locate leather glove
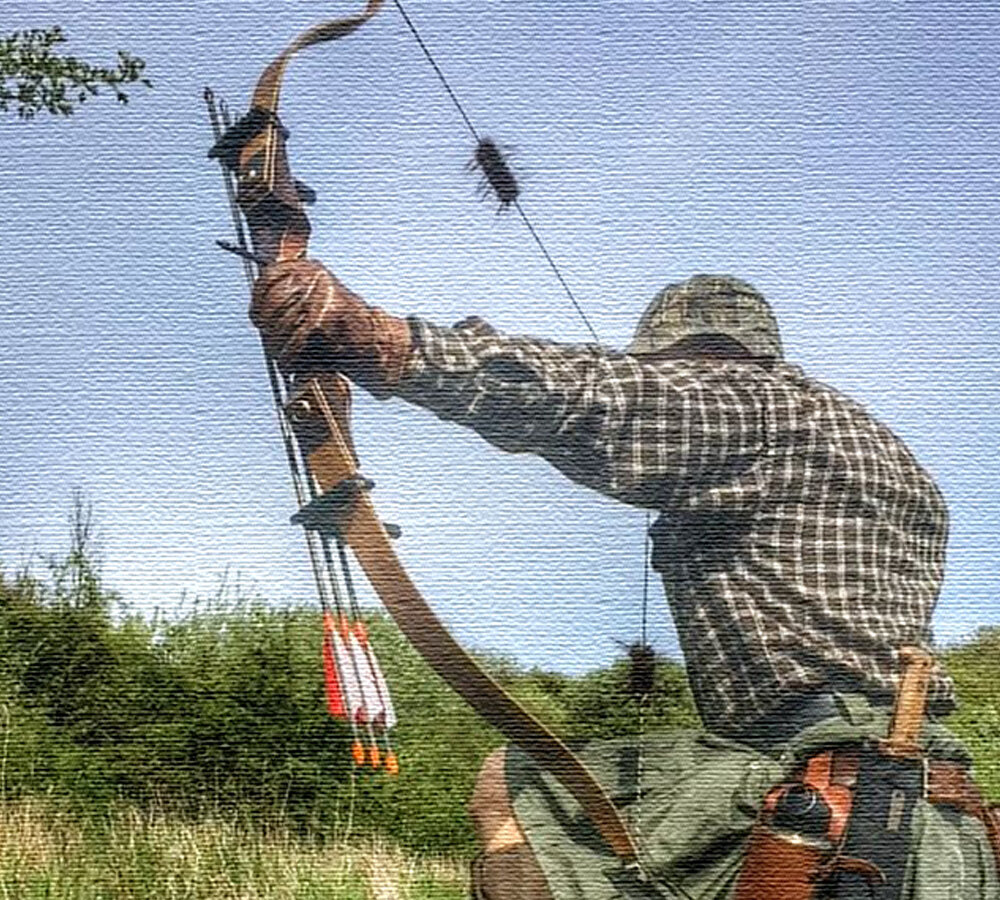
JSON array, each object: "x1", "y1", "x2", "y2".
[{"x1": 250, "y1": 258, "x2": 412, "y2": 391}]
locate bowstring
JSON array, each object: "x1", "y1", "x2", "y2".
[
  {"x1": 634, "y1": 510, "x2": 654, "y2": 842},
  {"x1": 389, "y1": 0, "x2": 664, "y2": 874},
  {"x1": 391, "y1": 0, "x2": 600, "y2": 345}
]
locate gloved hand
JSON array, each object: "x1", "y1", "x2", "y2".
[{"x1": 250, "y1": 258, "x2": 411, "y2": 390}]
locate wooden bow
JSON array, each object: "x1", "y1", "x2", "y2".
[{"x1": 206, "y1": 1, "x2": 652, "y2": 878}]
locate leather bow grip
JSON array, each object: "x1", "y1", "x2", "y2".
[{"x1": 286, "y1": 375, "x2": 359, "y2": 473}]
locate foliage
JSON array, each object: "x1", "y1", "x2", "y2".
[
  {"x1": 0, "y1": 515, "x2": 504, "y2": 854},
  {"x1": 943, "y1": 629, "x2": 1000, "y2": 801},
  {"x1": 0, "y1": 26, "x2": 150, "y2": 119},
  {"x1": 0, "y1": 499, "x2": 703, "y2": 856},
  {"x1": 549, "y1": 651, "x2": 700, "y2": 741}
]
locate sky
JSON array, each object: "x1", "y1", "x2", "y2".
[{"x1": 2, "y1": 1, "x2": 999, "y2": 677}]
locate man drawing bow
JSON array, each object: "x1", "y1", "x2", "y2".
[{"x1": 251, "y1": 261, "x2": 999, "y2": 899}]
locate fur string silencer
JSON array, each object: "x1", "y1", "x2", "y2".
[{"x1": 470, "y1": 137, "x2": 520, "y2": 212}]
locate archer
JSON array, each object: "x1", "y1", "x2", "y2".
[{"x1": 250, "y1": 263, "x2": 1000, "y2": 899}]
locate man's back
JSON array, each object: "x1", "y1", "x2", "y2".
[{"x1": 644, "y1": 357, "x2": 954, "y2": 734}]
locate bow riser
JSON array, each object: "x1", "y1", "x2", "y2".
[
  {"x1": 209, "y1": 107, "x2": 310, "y2": 266},
  {"x1": 236, "y1": 123, "x2": 310, "y2": 265}
]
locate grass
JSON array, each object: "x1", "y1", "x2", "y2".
[{"x1": 0, "y1": 798, "x2": 468, "y2": 900}]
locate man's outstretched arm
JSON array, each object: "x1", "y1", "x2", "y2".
[{"x1": 251, "y1": 259, "x2": 768, "y2": 507}]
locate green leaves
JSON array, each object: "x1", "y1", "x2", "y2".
[
  {"x1": 0, "y1": 547, "x2": 702, "y2": 854},
  {"x1": 0, "y1": 25, "x2": 151, "y2": 119},
  {"x1": 943, "y1": 629, "x2": 1000, "y2": 801}
]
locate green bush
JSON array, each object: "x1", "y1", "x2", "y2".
[
  {"x1": 8, "y1": 505, "x2": 995, "y2": 855},
  {"x1": 0, "y1": 551, "x2": 499, "y2": 852},
  {"x1": 944, "y1": 628, "x2": 1000, "y2": 801},
  {"x1": 0, "y1": 548, "x2": 703, "y2": 854}
]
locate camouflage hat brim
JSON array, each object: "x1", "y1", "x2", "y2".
[{"x1": 627, "y1": 275, "x2": 783, "y2": 360}]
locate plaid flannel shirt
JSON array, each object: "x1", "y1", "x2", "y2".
[{"x1": 395, "y1": 316, "x2": 956, "y2": 735}]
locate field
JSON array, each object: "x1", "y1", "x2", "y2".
[
  {"x1": 0, "y1": 798, "x2": 466, "y2": 900},
  {"x1": 0, "y1": 532, "x2": 997, "y2": 897}
]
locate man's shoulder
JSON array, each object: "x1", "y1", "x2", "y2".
[
  {"x1": 768, "y1": 363, "x2": 897, "y2": 431},
  {"x1": 767, "y1": 363, "x2": 945, "y2": 502}
]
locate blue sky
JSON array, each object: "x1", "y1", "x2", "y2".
[{"x1": 2, "y1": 1, "x2": 998, "y2": 675}]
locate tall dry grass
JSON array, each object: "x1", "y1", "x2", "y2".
[{"x1": 0, "y1": 798, "x2": 467, "y2": 899}]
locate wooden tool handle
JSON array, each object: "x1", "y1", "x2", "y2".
[{"x1": 885, "y1": 645, "x2": 934, "y2": 755}]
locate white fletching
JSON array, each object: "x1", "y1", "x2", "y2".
[
  {"x1": 366, "y1": 645, "x2": 397, "y2": 730},
  {"x1": 332, "y1": 629, "x2": 364, "y2": 723},
  {"x1": 348, "y1": 631, "x2": 385, "y2": 725}
]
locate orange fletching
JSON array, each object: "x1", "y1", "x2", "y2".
[{"x1": 321, "y1": 613, "x2": 346, "y2": 718}]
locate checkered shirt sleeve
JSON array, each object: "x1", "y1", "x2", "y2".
[{"x1": 396, "y1": 317, "x2": 956, "y2": 735}]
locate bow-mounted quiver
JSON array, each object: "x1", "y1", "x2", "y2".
[
  {"x1": 206, "y1": 83, "x2": 397, "y2": 772},
  {"x1": 205, "y1": 1, "x2": 660, "y2": 883}
]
